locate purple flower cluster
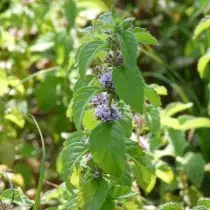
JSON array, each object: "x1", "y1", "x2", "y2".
[
  {"x1": 95, "y1": 104, "x2": 121, "y2": 122},
  {"x1": 90, "y1": 92, "x2": 108, "y2": 107},
  {"x1": 99, "y1": 72, "x2": 114, "y2": 89}
]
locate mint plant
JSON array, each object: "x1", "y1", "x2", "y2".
[
  {"x1": 62, "y1": 10, "x2": 161, "y2": 209},
  {"x1": 61, "y1": 9, "x2": 210, "y2": 210}
]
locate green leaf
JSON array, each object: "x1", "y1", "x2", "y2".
[
  {"x1": 193, "y1": 15, "x2": 210, "y2": 39},
  {"x1": 74, "y1": 75, "x2": 95, "y2": 92},
  {"x1": 100, "y1": 197, "x2": 115, "y2": 210},
  {"x1": 113, "y1": 66, "x2": 144, "y2": 113},
  {"x1": 83, "y1": 178, "x2": 109, "y2": 210},
  {"x1": 62, "y1": 131, "x2": 87, "y2": 180},
  {"x1": 145, "y1": 105, "x2": 160, "y2": 135},
  {"x1": 134, "y1": 28, "x2": 158, "y2": 45},
  {"x1": 119, "y1": 31, "x2": 137, "y2": 67},
  {"x1": 83, "y1": 109, "x2": 100, "y2": 131},
  {"x1": 118, "y1": 117, "x2": 132, "y2": 138},
  {"x1": 158, "y1": 202, "x2": 182, "y2": 210},
  {"x1": 76, "y1": 41, "x2": 107, "y2": 76},
  {"x1": 0, "y1": 189, "x2": 33, "y2": 207},
  {"x1": 156, "y1": 162, "x2": 174, "y2": 184},
  {"x1": 90, "y1": 122, "x2": 126, "y2": 177},
  {"x1": 4, "y1": 108, "x2": 25, "y2": 128},
  {"x1": 72, "y1": 86, "x2": 100, "y2": 129},
  {"x1": 198, "y1": 198, "x2": 210, "y2": 208},
  {"x1": 65, "y1": 0, "x2": 77, "y2": 28},
  {"x1": 198, "y1": 50, "x2": 210, "y2": 78},
  {"x1": 133, "y1": 158, "x2": 156, "y2": 193},
  {"x1": 161, "y1": 117, "x2": 180, "y2": 129},
  {"x1": 0, "y1": 71, "x2": 8, "y2": 96},
  {"x1": 164, "y1": 102, "x2": 193, "y2": 117},
  {"x1": 180, "y1": 117, "x2": 210, "y2": 130},
  {"x1": 144, "y1": 86, "x2": 161, "y2": 106},
  {"x1": 129, "y1": 144, "x2": 156, "y2": 193},
  {"x1": 192, "y1": 205, "x2": 209, "y2": 210},
  {"x1": 150, "y1": 84, "x2": 168, "y2": 96},
  {"x1": 167, "y1": 128, "x2": 186, "y2": 156},
  {"x1": 182, "y1": 152, "x2": 205, "y2": 187}
]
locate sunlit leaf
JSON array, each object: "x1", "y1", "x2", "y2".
[{"x1": 193, "y1": 15, "x2": 210, "y2": 39}]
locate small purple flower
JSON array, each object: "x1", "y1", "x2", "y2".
[
  {"x1": 90, "y1": 92, "x2": 108, "y2": 107},
  {"x1": 95, "y1": 104, "x2": 121, "y2": 122},
  {"x1": 99, "y1": 72, "x2": 114, "y2": 89}
]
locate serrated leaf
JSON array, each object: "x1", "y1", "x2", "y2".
[
  {"x1": 113, "y1": 66, "x2": 144, "y2": 113},
  {"x1": 83, "y1": 178, "x2": 109, "y2": 210},
  {"x1": 72, "y1": 86, "x2": 100, "y2": 129},
  {"x1": 182, "y1": 152, "x2": 205, "y2": 187},
  {"x1": 198, "y1": 50, "x2": 210, "y2": 78},
  {"x1": 119, "y1": 30, "x2": 137, "y2": 67},
  {"x1": 145, "y1": 105, "x2": 160, "y2": 135},
  {"x1": 168, "y1": 128, "x2": 186, "y2": 156},
  {"x1": 134, "y1": 28, "x2": 158, "y2": 45},
  {"x1": 62, "y1": 131, "x2": 87, "y2": 180},
  {"x1": 76, "y1": 41, "x2": 107, "y2": 76},
  {"x1": 144, "y1": 86, "x2": 161, "y2": 106},
  {"x1": 164, "y1": 102, "x2": 193, "y2": 117},
  {"x1": 83, "y1": 109, "x2": 100, "y2": 131},
  {"x1": 193, "y1": 15, "x2": 210, "y2": 39},
  {"x1": 90, "y1": 122, "x2": 126, "y2": 177},
  {"x1": 198, "y1": 198, "x2": 210, "y2": 208},
  {"x1": 158, "y1": 202, "x2": 182, "y2": 210}
]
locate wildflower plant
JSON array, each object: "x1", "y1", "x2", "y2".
[
  {"x1": 62, "y1": 9, "x2": 162, "y2": 209},
  {"x1": 62, "y1": 9, "x2": 210, "y2": 210}
]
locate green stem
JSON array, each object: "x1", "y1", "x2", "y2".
[
  {"x1": 108, "y1": 93, "x2": 113, "y2": 108},
  {"x1": 29, "y1": 115, "x2": 46, "y2": 210}
]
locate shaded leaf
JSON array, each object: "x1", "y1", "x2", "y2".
[
  {"x1": 72, "y1": 86, "x2": 100, "y2": 129},
  {"x1": 134, "y1": 28, "x2": 158, "y2": 45},
  {"x1": 145, "y1": 105, "x2": 160, "y2": 135},
  {"x1": 83, "y1": 178, "x2": 109, "y2": 210},
  {"x1": 119, "y1": 30, "x2": 137, "y2": 67},
  {"x1": 144, "y1": 86, "x2": 161, "y2": 106},
  {"x1": 90, "y1": 122, "x2": 125, "y2": 177},
  {"x1": 182, "y1": 152, "x2": 205, "y2": 187},
  {"x1": 113, "y1": 66, "x2": 144, "y2": 113},
  {"x1": 62, "y1": 131, "x2": 87, "y2": 180},
  {"x1": 76, "y1": 41, "x2": 107, "y2": 76},
  {"x1": 168, "y1": 128, "x2": 186, "y2": 156}
]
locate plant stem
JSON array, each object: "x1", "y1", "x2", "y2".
[{"x1": 29, "y1": 115, "x2": 46, "y2": 210}]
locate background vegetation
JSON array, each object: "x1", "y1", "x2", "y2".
[{"x1": 0, "y1": 0, "x2": 210, "y2": 209}]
